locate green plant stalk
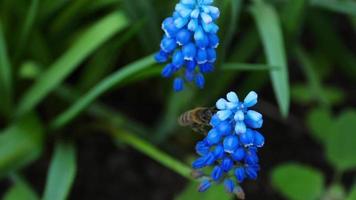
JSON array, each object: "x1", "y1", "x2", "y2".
[
  {"x1": 0, "y1": 21, "x2": 13, "y2": 116},
  {"x1": 222, "y1": 63, "x2": 279, "y2": 71},
  {"x1": 311, "y1": 0, "x2": 356, "y2": 16},
  {"x1": 220, "y1": 0, "x2": 242, "y2": 61},
  {"x1": 15, "y1": 0, "x2": 39, "y2": 61},
  {"x1": 294, "y1": 47, "x2": 329, "y2": 107},
  {"x1": 55, "y1": 85, "x2": 149, "y2": 137},
  {"x1": 50, "y1": 55, "x2": 155, "y2": 129},
  {"x1": 57, "y1": 85, "x2": 192, "y2": 180},
  {"x1": 78, "y1": 21, "x2": 144, "y2": 90},
  {"x1": 111, "y1": 128, "x2": 192, "y2": 180},
  {"x1": 4, "y1": 173, "x2": 39, "y2": 200},
  {"x1": 50, "y1": 0, "x2": 91, "y2": 33}
]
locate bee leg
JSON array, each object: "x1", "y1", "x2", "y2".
[
  {"x1": 191, "y1": 125, "x2": 201, "y2": 134},
  {"x1": 191, "y1": 124, "x2": 208, "y2": 135}
]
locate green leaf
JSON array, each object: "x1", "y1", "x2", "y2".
[
  {"x1": 119, "y1": 64, "x2": 162, "y2": 87},
  {"x1": 15, "y1": 0, "x2": 39, "y2": 59},
  {"x1": 251, "y1": 1, "x2": 290, "y2": 117},
  {"x1": 219, "y1": 0, "x2": 242, "y2": 61},
  {"x1": 78, "y1": 21, "x2": 143, "y2": 90},
  {"x1": 306, "y1": 107, "x2": 333, "y2": 144},
  {"x1": 50, "y1": 55, "x2": 155, "y2": 129},
  {"x1": 43, "y1": 141, "x2": 76, "y2": 200},
  {"x1": 326, "y1": 110, "x2": 356, "y2": 172},
  {"x1": 153, "y1": 88, "x2": 195, "y2": 143},
  {"x1": 175, "y1": 182, "x2": 232, "y2": 200},
  {"x1": 16, "y1": 11, "x2": 129, "y2": 117},
  {"x1": 281, "y1": 0, "x2": 306, "y2": 36},
  {"x1": 295, "y1": 48, "x2": 328, "y2": 106},
  {"x1": 51, "y1": 0, "x2": 92, "y2": 34},
  {"x1": 222, "y1": 63, "x2": 279, "y2": 71},
  {"x1": 309, "y1": 13, "x2": 356, "y2": 81},
  {"x1": 0, "y1": 114, "x2": 44, "y2": 179},
  {"x1": 19, "y1": 61, "x2": 42, "y2": 80},
  {"x1": 40, "y1": 0, "x2": 69, "y2": 20},
  {"x1": 3, "y1": 175, "x2": 39, "y2": 200},
  {"x1": 56, "y1": 85, "x2": 148, "y2": 137},
  {"x1": 271, "y1": 163, "x2": 324, "y2": 200},
  {"x1": 122, "y1": 0, "x2": 159, "y2": 53},
  {"x1": 292, "y1": 84, "x2": 345, "y2": 105},
  {"x1": 311, "y1": 0, "x2": 356, "y2": 16},
  {"x1": 291, "y1": 84, "x2": 313, "y2": 103},
  {"x1": 346, "y1": 185, "x2": 356, "y2": 200},
  {"x1": 0, "y1": 21, "x2": 13, "y2": 115}
]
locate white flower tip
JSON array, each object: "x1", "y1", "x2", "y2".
[
  {"x1": 234, "y1": 122, "x2": 246, "y2": 134},
  {"x1": 217, "y1": 110, "x2": 231, "y2": 121},
  {"x1": 216, "y1": 98, "x2": 226, "y2": 109},
  {"x1": 244, "y1": 91, "x2": 258, "y2": 107},
  {"x1": 226, "y1": 91, "x2": 239, "y2": 103},
  {"x1": 234, "y1": 111, "x2": 244, "y2": 121},
  {"x1": 247, "y1": 110, "x2": 262, "y2": 121}
]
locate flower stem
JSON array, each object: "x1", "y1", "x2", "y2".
[{"x1": 110, "y1": 128, "x2": 193, "y2": 180}]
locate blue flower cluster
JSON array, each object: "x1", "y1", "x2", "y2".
[
  {"x1": 154, "y1": 0, "x2": 220, "y2": 91},
  {"x1": 191, "y1": 91, "x2": 265, "y2": 196}
]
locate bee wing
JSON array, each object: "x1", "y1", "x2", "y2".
[{"x1": 191, "y1": 123, "x2": 210, "y2": 135}]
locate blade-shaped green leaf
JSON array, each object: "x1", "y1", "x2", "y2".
[
  {"x1": 15, "y1": 0, "x2": 39, "y2": 59},
  {"x1": 272, "y1": 163, "x2": 324, "y2": 200},
  {"x1": 0, "y1": 21, "x2": 13, "y2": 115},
  {"x1": 175, "y1": 182, "x2": 232, "y2": 200},
  {"x1": 251, "y1": 1, "x2": 290, "y2": 117},
  {"x1": 153, "y1": 87, "x2": 194, "y2": 143},
  {"x1": 311, "y1": 0, "x2": 356, "y2": 16},
  {"x1": 16, "y1": 11, "x2": 129, "y2": 117},
  {"x1": 222, "y1": 63, "x2": 279, "y2": 71},
  {"x1": 42, "y1": 141, "x2": 76, "y2": 200},
  {"x1": 122, "y1": 0, "x2": 159, "y2": 53},
  {"x1": 0, "y1": 114, "x2": 44, "y2": 179},
  {"x1": 219, "y1": 0, "x2": 242, "y2": 61},
  {"x1": 50, "y1": 55, "x2": 156, "y2": 129},
  {"x1": 50, "y1": 0, "x2": 92, "y2": 33},
  {"x1": 281, "y1": 0, "x2": 306, "y2": 36},
  {"x1": 309, "y1": 13, "x2": 356, "y2": 80},
  {"x1": 78, "y1": 21, "x2": 143, "y2": 90},
  {"x1": 3, "y1": 175, "x2": 39, "y2": 200}
]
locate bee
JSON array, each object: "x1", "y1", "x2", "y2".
[{"x1": 178, "y1": 107, "x2": 217, "y2": 134}]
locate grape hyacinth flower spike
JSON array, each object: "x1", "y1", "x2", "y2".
[
  {"x1": 155, "y1": 0, "x2": 220, "y2": 91},
  {"x1": 191, "y1": 91, "x2": 265, "y2": 199}
]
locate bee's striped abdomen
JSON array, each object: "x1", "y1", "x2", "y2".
[{"x1": 178, "y1": 110, "x2": 194, "y2": 126}]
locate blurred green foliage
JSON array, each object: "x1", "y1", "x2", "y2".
[
  {"x1": 272, "y1": 163, "x2": 324, "y2": 200},
  {"x1": 175, "y1": 182, "x2": 231, "y2": 200},
  {"x1": 0, "y1": 0, "x2": 355, "y2": 199}
]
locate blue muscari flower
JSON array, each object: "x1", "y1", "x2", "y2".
[
  {"x1": 155, "y1": 0, "x2": 220, "y2": 91},
  {"x1": 198, "y1": 180, "x2": 212, "y2": 192},
  {"x1": 191, "y1": 91, "x2": 265, "y2": 197}
]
